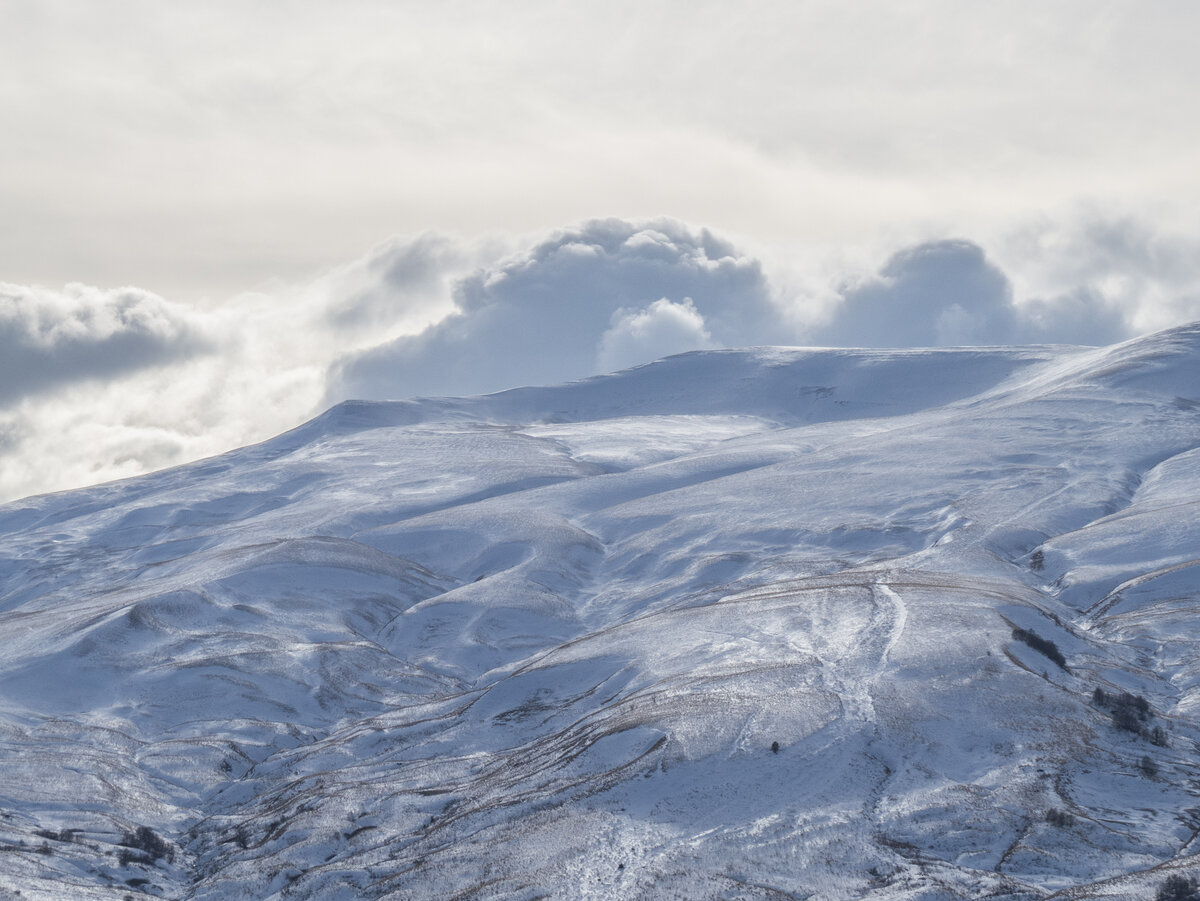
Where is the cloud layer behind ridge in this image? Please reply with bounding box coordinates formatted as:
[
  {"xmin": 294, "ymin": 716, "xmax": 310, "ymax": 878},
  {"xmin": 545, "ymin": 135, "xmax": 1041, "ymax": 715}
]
[
  {"xmin": 2, "ymin": 215, "xmax": 1200, "ymax": 503},
  {"xmin": 327, "ymin": 220, "xmax": 778, "ymax": 401},
  {"xmin": 0, "ymin": 283, "xmax": 209, "ymax": 403},
  {"xmin": 328, "ymin": 219, "xmax": 1142, "ymax": 404}
]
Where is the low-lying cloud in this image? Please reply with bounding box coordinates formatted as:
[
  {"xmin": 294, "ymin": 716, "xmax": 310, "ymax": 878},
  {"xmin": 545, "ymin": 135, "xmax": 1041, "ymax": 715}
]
[
  {"xmin": 597, "ymin": 298, "xmax": 717, "ymax": 374},
  {"xmin": 0, "ymin": 283, "xmax": 208, "ymax": 404},
  {"xmin": 327, "ymin": 219, "xmax": 781, "ymax": 401},
  {"xmin": 4, "ymin": 214, "xmax": 1200, "ymax": 503},
  {"xmin": 811, "ymin": 239, "xmax": 1131, "ymax": 348},
  {"xmin": 327, "ymin": 222, "xmax": 1154, "ymax": 406}
]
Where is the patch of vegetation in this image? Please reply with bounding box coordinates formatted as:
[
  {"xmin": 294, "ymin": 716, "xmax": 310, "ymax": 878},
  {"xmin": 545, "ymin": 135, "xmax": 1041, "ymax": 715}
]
[
  {"xmin": 1112, "ymin": 703, "xmax": 1142, "ymax": 734},
  {"xmin": 1140, "ymin": 755, "xmax": 1159, "ymax": 778},
  {"xmin": 1045, "ymin": 807, "xmax": 1074, "ymax": 827},
  {"xmin": 119, "ymin": 826, "xmax": 173, "ymax": 865},
  {"xmin": 1158, "ymin": 873, "xmax": 1200, "ymax": 901},
  {"xmin": 34, "ymin": 828, "xmax": 79, "ymax": 844},
  {"xmin": 1093, "ymin": 688, "xmax": 1166, "ymax": 743},
  {"xmin": 1011, "ymin": 627, "xmax": 1067, "ymax": 669}
]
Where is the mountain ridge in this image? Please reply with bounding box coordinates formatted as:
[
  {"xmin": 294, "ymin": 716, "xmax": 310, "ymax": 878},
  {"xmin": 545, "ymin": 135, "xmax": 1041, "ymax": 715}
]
[{"xmin": 4, "ymin": 325, "xmax": 1200, "ymax": 898}]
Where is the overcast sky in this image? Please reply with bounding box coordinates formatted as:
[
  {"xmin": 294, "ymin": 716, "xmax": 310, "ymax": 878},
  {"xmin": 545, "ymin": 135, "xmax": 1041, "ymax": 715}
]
[{"xmin": 2, "ymin": 1, "xmax": 1200, "ymax": 502}]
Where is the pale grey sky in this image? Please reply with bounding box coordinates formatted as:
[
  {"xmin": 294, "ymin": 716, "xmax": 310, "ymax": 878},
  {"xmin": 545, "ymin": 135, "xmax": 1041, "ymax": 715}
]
[
  {"xmin": 2, "ymin": 1, "xmax": 1200, "ymax": 501},
  {"xmin": 4, "ymin": 1, "xmax": 1198, "ymax": 299}
]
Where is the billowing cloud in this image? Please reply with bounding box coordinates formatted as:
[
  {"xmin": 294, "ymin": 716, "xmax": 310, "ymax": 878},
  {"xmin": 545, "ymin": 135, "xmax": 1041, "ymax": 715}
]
[
  {"xmin": 812, "ymin": 239, "xmax": 1133, "ymax": 348},
  {"xmin": 813, "ymin": 241, "xmax": 1017, "ymax": 347},
  {"xmin": 996, "ymin": 213, "xmax": 1200, "ymax": 339},
  {"xmin": 322, "ymin": 232, "xmax": 467, "ymax": 335},
  {"xmin": 328, "ymin": 226, "xmax": 1164, "ymax": 417},
  {"xmin": 1, "ymin": 216, "xmax": 1198, "ymax": 504},
  {"xmin": 0, "ymin": 283, "xmax": 208, "ymax": 405},
  {"xmin": 1017, "ymin": 288, "xmax": 1129, "ymax": 347},
  {"xmin": 327, "ymin": 219, "xmax": 782, "ymax": 401},
  {"xmin": 598, "ymin": 298, "xmax": 717, "ymax": 374}
]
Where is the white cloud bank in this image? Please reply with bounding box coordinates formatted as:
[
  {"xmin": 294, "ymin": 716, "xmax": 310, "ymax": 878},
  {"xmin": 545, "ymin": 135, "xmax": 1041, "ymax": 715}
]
[
  {"xmin": 0, "ymin": 283, "xmax": 208, "ymax": 403},
  {"xmin": 598, "ymin": 298, "xmax": 716, "ymax": 374},
  {"xmin": 326, "ymin": 220, "xmax": 777, "ymax": 401},
  {"xmin": 810, "ymin": 239, "xmax": 1129, "ymax": 348},
  {"xmin": 4, "ymin": 216, "xmax": 1200, "ymax": 503}
]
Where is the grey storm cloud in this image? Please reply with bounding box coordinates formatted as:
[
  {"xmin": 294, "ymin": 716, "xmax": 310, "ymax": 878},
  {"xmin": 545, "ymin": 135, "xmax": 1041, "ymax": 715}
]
[
  {"xmin": 327, "ymin": 219, "xmax": 784, "ymax": 402},
  {"xmin": 813, "ymin": 240, "xmax": 1132, "ymax": 348},
  {"xmin": 0, "ymin": 283, "xmax": 208, "ymax": 406}
]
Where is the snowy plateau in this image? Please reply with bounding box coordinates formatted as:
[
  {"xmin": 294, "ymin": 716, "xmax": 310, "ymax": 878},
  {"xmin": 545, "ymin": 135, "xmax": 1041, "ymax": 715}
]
[{"xmin": 6, "ymin": 326, "xmax": 1200, "ymax": 901}]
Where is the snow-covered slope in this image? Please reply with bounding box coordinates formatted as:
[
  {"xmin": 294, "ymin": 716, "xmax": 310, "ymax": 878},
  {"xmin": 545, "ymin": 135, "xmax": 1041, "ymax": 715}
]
[{"xmin": 4, "ymin": 330, "xmax": 1200, "ymax": 898}]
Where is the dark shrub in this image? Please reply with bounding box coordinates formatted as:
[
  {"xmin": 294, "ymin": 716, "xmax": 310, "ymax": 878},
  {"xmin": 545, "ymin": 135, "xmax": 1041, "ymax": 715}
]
[
  {"xmin": 1011, "ymin": 628, "xmax": 1068, "ymax": 669},
  {"xmin": 1095, "ymin": 689, "xmax": 1155, "ymax": 737},
  {"xmin": 1112, "ymin": 706, "xmax": 1142, "ymax": 734},
  {"xmin": 1046, "ymin": 807, "xmax": 1074, "ymax": 827},
  {"xmin": 120, "ymin": 825, "xmax": 172, "ymax": 864},
  {"xmin": 1158, "ymin": 874, "xmax": 1200, "ymax": 901}
]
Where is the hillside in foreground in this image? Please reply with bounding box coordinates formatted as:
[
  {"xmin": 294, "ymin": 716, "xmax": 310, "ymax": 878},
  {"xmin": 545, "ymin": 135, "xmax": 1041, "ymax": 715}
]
[{"xmin": 4, "ymin": 327, "xmax": 1200, "ymax": 898}]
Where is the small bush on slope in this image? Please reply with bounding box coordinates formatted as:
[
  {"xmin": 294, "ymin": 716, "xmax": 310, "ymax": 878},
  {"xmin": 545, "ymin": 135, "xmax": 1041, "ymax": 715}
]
[
  {"xmin": 1158, "ymin": 874, "xmax": 1200, "ymax": 901},
  {"xmin": 120, "ymin": 825, "xmax": 173, "ymax": 864},
  {"xmin": 1046, "ymin": 808, "xmax": 1074, "ymax": 827},
  {"xmin": 1011, "ymin": 627, "xmax": 1067, "ymax": 669},
  {"xmin": 1093, "ymin": 688, "xmax": 1166, "ymax": 742}
]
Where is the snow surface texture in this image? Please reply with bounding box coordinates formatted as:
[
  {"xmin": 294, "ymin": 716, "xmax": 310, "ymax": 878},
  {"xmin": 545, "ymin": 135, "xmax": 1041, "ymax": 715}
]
[{"xmin": 4, "ymin": 329, "xmax": 1200, "ymax": 898}]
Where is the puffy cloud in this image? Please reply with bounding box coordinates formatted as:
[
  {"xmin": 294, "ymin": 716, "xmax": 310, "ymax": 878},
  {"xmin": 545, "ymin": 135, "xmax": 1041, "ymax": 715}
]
[
  {"xmin": 597, "ymin": 298, "xmax": 716, "ymax": 373},
  {"xmin": 0, "ymin": 229, "xmax": 500, "ymax": 502},
  {"xmin": 813, "ymin": 241, "xmax": 1017, "ymax": 347},
  {"xmin": 0, "ymin": 230, "xmax": 508, "ymax": 501},
  {"xmin": 0, "ymin": 346, "xmax": 328, "ymax": 503},
  {"xmin": 812, "ymin": 239, "xmax": 1134, "ymax": 348},
  {"xmin": 0, "ymin": 283, "xmax": 209, "ymax": 405},
  {"xmin": 1016, "ymin": 288, "xmax": 1129, "ymax": 347},
  {"xmin": 995, "ymin": 213, "xmax": 1200, "ymax": 338},
  {"xmin": 327, "ymin": 219, "xmax": 783, "ymax": 401},
  {"xmin": 321, "ymin": 232, "xmax": 467, "ymax": 335},
  {"xmin": 325, "ymin": 224, "xmax": 1179, "ymax": 408},
  {"xmin": 3, "ymin": 215, "xmax": 1199, "ymax": 504}
]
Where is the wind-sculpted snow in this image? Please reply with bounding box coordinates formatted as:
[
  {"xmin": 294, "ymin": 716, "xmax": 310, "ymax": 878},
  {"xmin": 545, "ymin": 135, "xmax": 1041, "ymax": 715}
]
[{"xmin": 4, "ymin": 331, "xmax": 1200, "ymax": 897}]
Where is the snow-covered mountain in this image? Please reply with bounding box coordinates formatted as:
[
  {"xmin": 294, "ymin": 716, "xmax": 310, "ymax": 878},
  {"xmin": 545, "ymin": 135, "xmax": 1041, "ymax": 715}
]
[{"xmin": 4, "ymin": 327, "xmax": 1200, "ymax": 899}]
